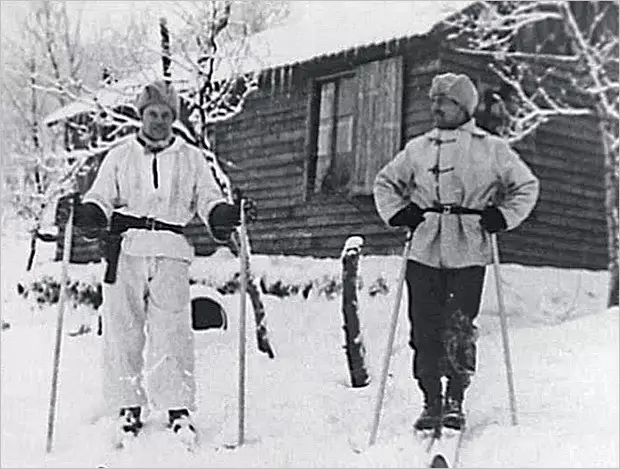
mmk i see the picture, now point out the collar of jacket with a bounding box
[136,129,176,154]
[427,119,487,141]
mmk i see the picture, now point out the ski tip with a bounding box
[430,454,450,468]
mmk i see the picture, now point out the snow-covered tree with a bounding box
[162,0,284,149]
[444,0,619,307]
[1,0,93,270]
[2,1,289,270]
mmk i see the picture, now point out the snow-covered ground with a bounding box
[1,226,618,468]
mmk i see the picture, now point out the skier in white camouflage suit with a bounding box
[72,80,252,446]
[373,72,539,431]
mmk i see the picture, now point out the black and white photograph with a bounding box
[1,1,618,467]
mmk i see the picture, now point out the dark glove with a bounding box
[210,202,241,229]
[73,200,108,239]
[388,203,426,231]
[479,206,507,233]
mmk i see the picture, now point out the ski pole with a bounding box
[46,198,75,453]
[237,199,249,447]
[491,233,518,426]
[368,230,413,446]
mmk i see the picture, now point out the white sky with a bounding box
[0,1,470,43]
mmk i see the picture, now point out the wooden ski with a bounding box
[426,428,465,468]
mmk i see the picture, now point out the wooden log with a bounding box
[340,236,370,388]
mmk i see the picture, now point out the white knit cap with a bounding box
[429,72,479,117]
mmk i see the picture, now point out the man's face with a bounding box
[431,94,467,129]
[142,103,174,140]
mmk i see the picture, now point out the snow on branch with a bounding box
[445,0,618,145]
[162,0,262,148]
[445,1,564,53]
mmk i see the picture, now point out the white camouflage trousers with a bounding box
[102,253,196,414]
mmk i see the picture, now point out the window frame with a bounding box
[304,70,357,199]
[303,55,403,200]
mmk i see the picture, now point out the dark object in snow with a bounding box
[340,236,370,388]
[369,276,389,296]
[68,324,92,337]
[191,295,227,331]
[1,321,10,331]
[302,282,313,299]
[246,278,276,358]
[260,278,298,298]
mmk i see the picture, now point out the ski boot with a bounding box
[442,396,465,430]
[115,406,143,449]
[414,396,443,432]
[168,408,198,451]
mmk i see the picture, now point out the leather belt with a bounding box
[111,213,184,235]
[424,203,483,216]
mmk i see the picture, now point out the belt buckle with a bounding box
[442,204,454,215]
[144,217,156,230]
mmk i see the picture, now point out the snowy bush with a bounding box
[17,275,103,310]
[16,269,390,310]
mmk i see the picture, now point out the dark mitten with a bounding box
[388,203,426,231]
[73,201,108,239]
[210,202,240,228]
[479,206,507,233]
[209,202,240,242]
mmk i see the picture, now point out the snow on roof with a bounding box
[244,0,473,70]
[44,1,473,126]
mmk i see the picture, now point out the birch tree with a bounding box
[444,0,619,307]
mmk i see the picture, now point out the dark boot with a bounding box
[414,396,443,431]
[414,376,442,431]
[168,408,196,433]
[115,406,144,448]
[168,408,198,449]
[442,396,465,430]
[443,377,467,430]
[119,406,143,436]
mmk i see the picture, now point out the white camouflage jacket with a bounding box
[373,119,539,268]
[83,136,229,261]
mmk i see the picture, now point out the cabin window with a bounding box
[313,75,356,194]
[307,56,403,198]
